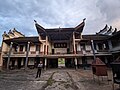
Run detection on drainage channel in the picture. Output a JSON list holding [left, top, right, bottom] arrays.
[[41, 70, 80, 90]]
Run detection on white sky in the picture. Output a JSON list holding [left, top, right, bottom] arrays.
[[0, 0, 120, 44]]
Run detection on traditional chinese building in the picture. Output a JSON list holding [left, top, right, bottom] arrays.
[[108, 30, 120, 60], [0, 20, 119, 70]]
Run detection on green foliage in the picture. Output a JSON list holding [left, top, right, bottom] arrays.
[[47, 78, 55, 86]]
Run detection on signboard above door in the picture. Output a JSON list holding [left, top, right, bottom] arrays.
[[54, 43, 67, 48]]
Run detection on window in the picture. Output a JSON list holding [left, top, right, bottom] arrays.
[[25, 45, 27, 51], [80, 43, 85, 50], [36, 45, 40, 51], [14, 46, 18, 52], [97, 43, 103, 50], [20, 45, 24, 51]]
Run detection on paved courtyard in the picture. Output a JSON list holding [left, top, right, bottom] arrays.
[[0, 68, 120, 90]]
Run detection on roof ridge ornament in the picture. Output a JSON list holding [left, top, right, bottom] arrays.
[[83, 18, 86, 22], [74, 19, 85, 33], [34, 20, 37, 24], [34, 20, 47, 35]]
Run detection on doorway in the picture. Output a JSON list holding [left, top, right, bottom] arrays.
[[58, 58, 65, 68], [18, 58, 22, 69], [65, 58, 75, 68], [47, 58, 58, 68]]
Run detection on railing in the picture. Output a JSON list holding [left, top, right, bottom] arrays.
[[3, 51, 8, 55], [2, 51, 26, 57], [97, 50, 109, 52], [2, 49, 111, 57], [110, 46, 120, 52], [13, 51, 25, 54], [96, 50, 109, 54], [76, 51, 83, 54], [30, 51, 36, 54]]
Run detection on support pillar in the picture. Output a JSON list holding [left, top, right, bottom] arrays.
[[43, 44, 45, 54], [75, 58, 78, 69], [0, 48, 3, 70], [73, 32, 76, 54], [0, 53, 2, 70], [44, 58, 47, 70], [80, 33, 82, 39], [91, 40, 96, 60], [104, 56, 108, 64], [108, 40, 112, 50], [45, 36, 48, 55], [7, 42, 13, 70], [44, 36, 48, 70], [25, 41, 30, 69]]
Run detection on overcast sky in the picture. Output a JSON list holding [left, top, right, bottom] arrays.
[[0, 0, 120, 44]]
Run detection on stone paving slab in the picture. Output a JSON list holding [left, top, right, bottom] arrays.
[[0, 68, 120, 90], [52, 71, 70, 82]]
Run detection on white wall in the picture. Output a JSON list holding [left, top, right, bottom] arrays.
[[2, 42, 9, 52], [77, 44, 81, 51], [85, 45, 91, 50], [30, 45, 35, 51], [54, 48, 67, 54], [0, 53, 2, 68]]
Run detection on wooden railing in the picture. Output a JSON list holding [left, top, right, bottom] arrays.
[[13, 51, 25, 54], [3, 50, 110, 57]]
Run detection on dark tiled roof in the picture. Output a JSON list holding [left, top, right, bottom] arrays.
[[35, 20, 85, 40], [45, 28, 75, 40], [82, 34, 110, 40], [3, 36, 40, 44], [109, 30, 120, 39], [13, 28, 25, 37], [3, 34, 110, 45], [97, 24, 108, 34]]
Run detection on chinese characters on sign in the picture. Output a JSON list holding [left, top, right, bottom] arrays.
[[54, 43, 67, 48]]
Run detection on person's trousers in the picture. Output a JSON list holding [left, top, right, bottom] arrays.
[[36, 69, 41, 78]]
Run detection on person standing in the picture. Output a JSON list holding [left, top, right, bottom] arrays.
[[36, 61, 43, 78]]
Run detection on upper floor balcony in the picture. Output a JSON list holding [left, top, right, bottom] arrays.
[[2, 51, 40, 57], [2, 49, 111, 58], [109, 46, 120, 53]]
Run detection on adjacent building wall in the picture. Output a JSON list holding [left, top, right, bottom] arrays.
[[0, 51, 2, 70], [0, 29, 25, 69]]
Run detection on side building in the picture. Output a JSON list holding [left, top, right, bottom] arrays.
[[0, 47, 1, 70], [108, 30, 120, 60], [0, 21, 119, 70]]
